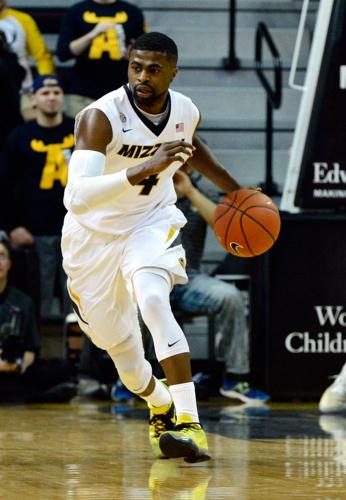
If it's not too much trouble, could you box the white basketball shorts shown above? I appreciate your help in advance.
[61,214,188,350]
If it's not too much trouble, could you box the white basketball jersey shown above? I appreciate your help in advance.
[66,85,200,234]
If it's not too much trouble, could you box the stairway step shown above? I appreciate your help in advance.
[194,149,288,194]
[13,0,318,9]
[212,148,289,186]
[173,86,301,128]
[158,27,310,67]
[174,68,306,87]
[146,9,315,30]
[198,130,293,149]
[47,25,310,68]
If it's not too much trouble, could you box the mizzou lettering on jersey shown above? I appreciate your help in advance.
[117,143,161,159]
[30,134,74,189]
[83,11,128,60]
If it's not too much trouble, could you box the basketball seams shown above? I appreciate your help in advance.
[244,204,279,214]
[226,205,279,242]
[222,191,262,213]
[215,191,270,224]
[243,208,279,241]
[222,190,239,249]
[213,188,280,257]
[244,212,277,241]
[239,212,255,256]
[223,204,239,249]
[227,190,238,206]
[214,202,233,224]
[234,190,262,210]
[213,191,239,225]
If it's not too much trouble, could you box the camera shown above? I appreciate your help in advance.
[0,305,24,366]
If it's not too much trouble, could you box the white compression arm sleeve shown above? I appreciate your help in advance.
[64,150,132,214]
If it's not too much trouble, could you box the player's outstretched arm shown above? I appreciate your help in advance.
[190,135,241,193]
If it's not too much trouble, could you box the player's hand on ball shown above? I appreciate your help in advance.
[148,141,195,175]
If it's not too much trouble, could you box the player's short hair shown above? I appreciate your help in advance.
[131,32,178,63]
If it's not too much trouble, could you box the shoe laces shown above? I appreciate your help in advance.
[174,421,202,432]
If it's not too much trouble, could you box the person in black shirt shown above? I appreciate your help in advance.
[57,0,147,118]
[0,74,74,320]
[0,29,25,150]
[0,232,77,402]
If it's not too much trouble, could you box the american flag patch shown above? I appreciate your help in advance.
[175,122,184,133]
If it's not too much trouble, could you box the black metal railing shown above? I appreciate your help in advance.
[223,0,240,70]
[255,22,282,195]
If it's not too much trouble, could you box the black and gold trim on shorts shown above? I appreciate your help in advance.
[67,281,89,326]
[165,226,176,243]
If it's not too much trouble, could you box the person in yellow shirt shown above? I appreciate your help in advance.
[0,0,55,120]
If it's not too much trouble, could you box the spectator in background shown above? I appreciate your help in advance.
[57,0,147,118]
[0,0,55,121]
[0,29,24,149]
[0,232,77,403]
[172,167,270,404]
[0,74,74,321]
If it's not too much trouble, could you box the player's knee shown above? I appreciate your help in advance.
[138,290,170,322]
[107,335,152,393]
[117,359,152,394]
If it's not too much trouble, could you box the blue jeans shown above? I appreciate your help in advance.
[171,271,250,375]
[35,235,70,318]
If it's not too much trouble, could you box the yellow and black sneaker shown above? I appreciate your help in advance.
[159,414,211,463]
[148,381,176,458]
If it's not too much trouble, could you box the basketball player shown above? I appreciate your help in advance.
[61,32,240,463]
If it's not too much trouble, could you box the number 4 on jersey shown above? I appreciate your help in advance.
[138,174,159,195]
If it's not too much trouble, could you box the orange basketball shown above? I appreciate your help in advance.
[213,188,281,257]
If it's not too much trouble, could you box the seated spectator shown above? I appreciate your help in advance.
[0,74,74,321]
[57,0,147,118]
[0,29,24,149]
[0,0,55,120]
[0,231,77,403]
[171,167,270,404]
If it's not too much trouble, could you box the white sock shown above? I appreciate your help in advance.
[169,382,199,422]
[141,378,171,408]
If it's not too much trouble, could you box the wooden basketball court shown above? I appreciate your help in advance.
[0,399,345,499]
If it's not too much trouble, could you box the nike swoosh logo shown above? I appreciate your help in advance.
[230,242,243,255]
[168,339,182,348]
[122,128,132,133]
